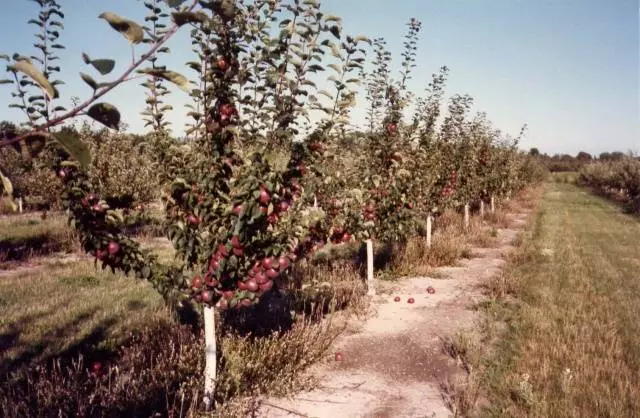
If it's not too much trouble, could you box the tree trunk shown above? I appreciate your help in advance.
[464,203,470,229]
[426,214,432,248]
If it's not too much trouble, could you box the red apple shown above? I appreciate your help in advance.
[296,163,307,176]
[57,169,67,179]
[259,280,273,292]
[267,213,279,224]
[222,290,234,300]
[262,257,274,270]
[191,275,203,289]
[91,361,102,374]
[255,271,268,285]
[394,296,401,302]
[217,244,229,257]
[334,352,343,361]
[107,241,120,255]
[237,280,248,291]
[278,200,290,212]
[232,247,244,256]
[240,298,253,308]
[426,286,436,294]
[200,290,213,303]
[278,256,290,270]
[231,235,242,248]
[266,268,278,279]
[216,56,229,71]
[259,188,271,205]
[232,204,243,216]
[96,249,107,261]
[245,279,259,292]
[205,276,218,287]
[186,214,200,225]
[219,103,237,117]
[407,297,415,304]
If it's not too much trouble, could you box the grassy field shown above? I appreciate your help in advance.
[481,182,640,417]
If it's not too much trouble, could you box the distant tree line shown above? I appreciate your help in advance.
[528,148,638,172]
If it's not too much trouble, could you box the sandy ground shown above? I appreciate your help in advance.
[255,211,530,418]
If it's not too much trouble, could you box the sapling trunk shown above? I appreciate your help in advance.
[480,200,484,218]
[426,214,432,248]
[490,196,495,213]
[202,306,217,411]
[366,239,375,295]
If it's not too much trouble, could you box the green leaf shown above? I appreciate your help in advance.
[0,169,13,196]
[165,0,187,7]
[80,72,98,90]
[171,11,207,26]
[87,102,121,130]
[53,131,92,169]
[7,58,58,100]
[98,12,144,44]
[328,25,341,39]
[82,53,116,75]
[137,68,190,92]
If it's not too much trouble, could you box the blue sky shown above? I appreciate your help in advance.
[0,0,638,155]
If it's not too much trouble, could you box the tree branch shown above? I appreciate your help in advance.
[1,0,198,147]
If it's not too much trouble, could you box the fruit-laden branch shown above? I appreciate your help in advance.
[0,0,199,148]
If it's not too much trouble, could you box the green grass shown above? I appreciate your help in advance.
[0,257,171,375]
[480,182,640,417]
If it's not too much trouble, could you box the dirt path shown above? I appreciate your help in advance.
[256,210,531,418]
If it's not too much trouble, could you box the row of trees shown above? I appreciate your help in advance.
[529,148,636,172]
[578,156,640,213]
[0,0,545,405]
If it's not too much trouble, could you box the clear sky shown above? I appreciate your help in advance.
[0,0,638,156]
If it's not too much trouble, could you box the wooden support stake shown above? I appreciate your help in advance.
[202,306,217,411]
[366,239,375,296]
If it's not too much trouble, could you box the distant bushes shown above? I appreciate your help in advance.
[579,156,640,213]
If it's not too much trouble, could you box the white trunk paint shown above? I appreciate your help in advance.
[366,239,375,296]
[480,200,484,218]
[490,196,495,213]
[18,197,23,213]
[426,214,432,248]
[464,203,470,229]
[202,306,217,410]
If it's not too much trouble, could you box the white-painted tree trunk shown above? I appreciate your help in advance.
[202,306,217,411]
[490,196,495,213]
[464,203,470,229]
[480,200,484,218]
[365,239,375,296]
[18,197,23,213]
[313,195,318,208]
[426,214,432,248]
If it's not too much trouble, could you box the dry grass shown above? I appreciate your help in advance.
[478,182,640,417]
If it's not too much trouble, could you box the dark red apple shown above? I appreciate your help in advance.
[232,247,244,256]
[335,352,343,361]
[219,103,237,117]
[267,213,279,224]
[237,280,248,291]
[240,298,253,308]
[222,290,234,300]
[216,56,229,71]
[278,200,290,212]
[91,361,102,374]
[426,286,436,294]
[96,249,107,261]
[407,297,415,304]
[394,296,401,302]
[217,244,229,257]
